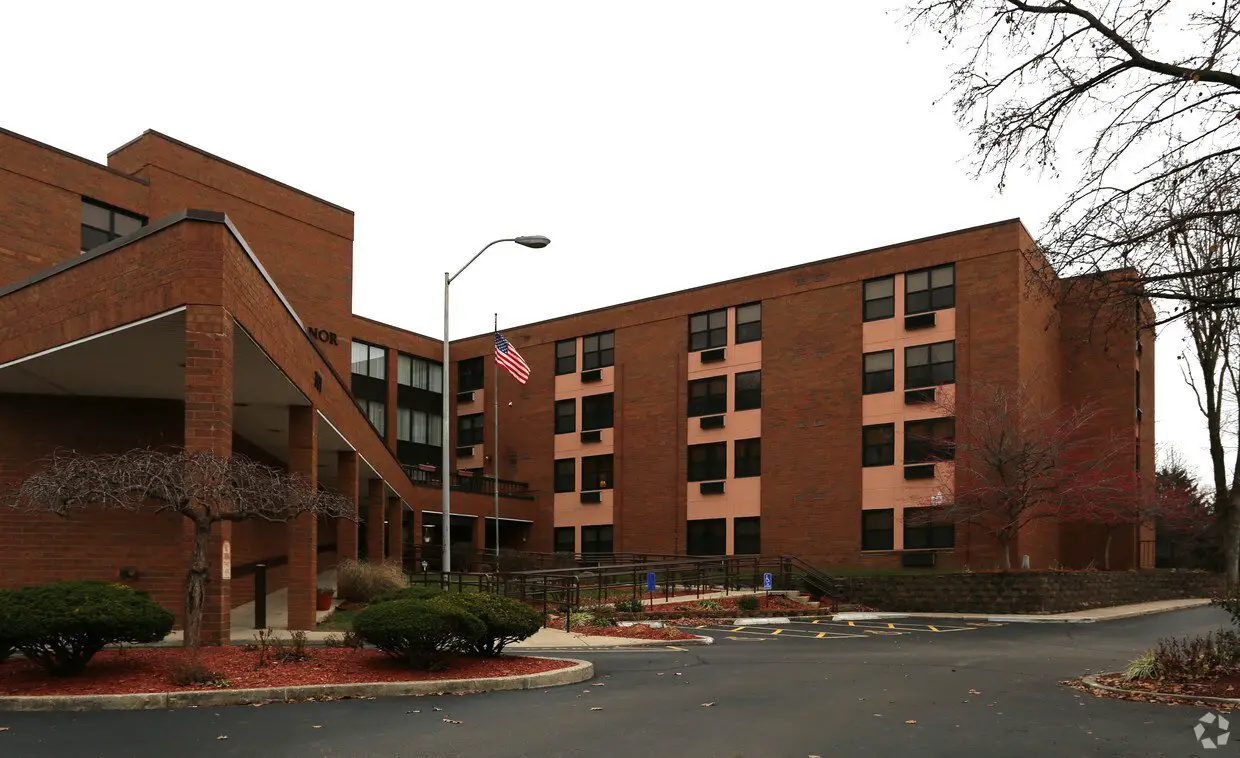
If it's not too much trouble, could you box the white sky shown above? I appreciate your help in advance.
[0,1,1220,478]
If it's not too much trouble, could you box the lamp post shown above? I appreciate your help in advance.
[442,235,550,577]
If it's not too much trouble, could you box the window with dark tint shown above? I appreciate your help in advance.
[582,524,613,554]
[352,341,387,379]
[903,507,955,549]
[397,408,442,446]
[734,370,761,411]
[689,309,727,351]
[554,459,576,493]
[457,413,485,445]
[735,303,762,344]
[863,276,895,322]
[582,331,614,370]
[862,509,895,551]
[863,350,895,394]
[906,264,955,314]
[688,376,727,417]
[581,454,613,490]
[904,418,956,464]
[734,517,761,555]
[734,438,761,478]
[554,399,575,434]
[687,518,727,556]
[581,393,614,430]
[688,442,727,482]
[555,339,577,375]
[905,341,955,388]
[863,424,895,467]
[554,526,575,553]
[81,198,146,252]
[357,398,386,437]
[458,357,485,392]
[397,354,444,392]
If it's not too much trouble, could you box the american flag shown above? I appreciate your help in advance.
[494,332,531,384]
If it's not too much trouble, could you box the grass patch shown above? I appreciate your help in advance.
[317,607,362,632]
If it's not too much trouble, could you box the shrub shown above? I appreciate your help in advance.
[1152,631,1240,680]
[698,600,722,611]
[1123,650,1157,681]
[615,598,644,613]
[1211,588,1240,629]
[272,630,312,662]
[336,559,407,604]
[353,598,484,670]
[323,630,365,649]
[375,584,445,604]
[738,596,761,612]
[0,581,174,676]
[444,593,543,656]
[170,660,230,687]
[582,604,617,627]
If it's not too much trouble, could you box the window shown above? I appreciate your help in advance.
[554,459,576,493]
[688,376,727,417]
[582,331,614,370]
[734,370,761,411]
[688,442,727,482]
[351,341,387,379]
[863,276,895,321]
[397,407,412,442]
[581,454,613,490]
[903,507,955,549]
[554,526,575,553]
[904,418,956,464]
[735,302,762,344]
[734,438,761,478]
[357,398,386,437]
[582,524,613,554]
[81,198,145,252]
[397,354,444,392]
[687,518,726,556]
[734,517,761,555]
[581,393,614,431]
[457,413,485,446]
[862,509,895,551]
[863,350,895,394]
[863,424,895,467]
[458,357,484,392]
[904,341,955,388]
[689,308,727,351]
[555,399,576,434]
[906,263,955,315]
[555,339,577,375]
[397,409,442,446]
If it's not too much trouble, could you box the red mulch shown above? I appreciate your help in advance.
[662,595,805,613]
[544,618,697,640]
[1089,672,1240,702]
[0,648,574,697]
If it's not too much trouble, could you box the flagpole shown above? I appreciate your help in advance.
[493,312,501,568]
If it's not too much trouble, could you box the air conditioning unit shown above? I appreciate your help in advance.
[904,388,935,405]
[699,415,725,430]
[904,313,936,330]
[581,369,602,383]
[456,391,475,403]
[903,464,935,480]
[580,491,602,504]
[699,481,725,495]
[455,446,474,458]
[580,429,602,443]
[901,551,937,568]
[700,348,726,363]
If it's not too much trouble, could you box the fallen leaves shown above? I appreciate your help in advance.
[590,707,603,711]
[216,735,228,741]
[701,702,716,707]
[968,689,982,696]
[442,718,462,725]
[905,720,918,725]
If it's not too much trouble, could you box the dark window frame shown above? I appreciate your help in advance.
[554,526,575,553]
[357,397,387,438]
[734,438,761,478]
[733,516,761,555]
[735,302,762,344]
[582,331,615,370]
[457,413,485,445]
[862,509,895,551]
[458,357,485,392]
[863,350,895,394]
[905,263,955,315]
[554,459,576,493]
[904,341,956,389]
[904,417,956,464]
[688,442,727,482]
[734,370,762,411]
[581,524,613,554]
[555,339,577,375]
[863,276,895,322]
[581,454,614,490]
[689,308,728,351]
[581,393,614,431]
[902,507,956,550]
[351,340,388,379]
[554,399,576,434]
[687,518,727,556]
[688,375,728,417]
[863,423,895,467]
[81,197,147,252]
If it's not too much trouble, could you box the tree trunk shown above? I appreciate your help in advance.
[184,517,212,649]
[1104,529,1113,571]
[999,537,1012,570]
[1225,497,1240,587]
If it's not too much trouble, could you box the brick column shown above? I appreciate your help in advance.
[336,451,359,562]
[287,406,318,630]
[184,305,234,645]
[387,497,404,567]
[366,479,386,562]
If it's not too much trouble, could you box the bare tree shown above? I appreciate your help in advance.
[905,0,1240,318]
[4,448,355,648]
[915,382,1136,568]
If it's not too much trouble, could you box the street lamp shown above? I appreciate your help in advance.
[441,235,549,577]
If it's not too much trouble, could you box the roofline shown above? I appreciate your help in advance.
[452,216,1030,344]
[108,130,354,215]
[0,126,150,185]
[351,313,441,345]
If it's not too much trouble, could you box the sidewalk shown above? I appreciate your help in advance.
[162,624,700,648]
[833,598,1213,624]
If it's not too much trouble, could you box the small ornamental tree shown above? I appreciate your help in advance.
[4,447,355,649]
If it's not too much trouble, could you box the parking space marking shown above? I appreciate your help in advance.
[692,618,1005,643]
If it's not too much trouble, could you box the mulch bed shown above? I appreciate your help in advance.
[544,618,698,641]
[0,648,574,697]
[1076,672,1240,707]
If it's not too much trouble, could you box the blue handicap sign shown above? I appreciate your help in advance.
[647,571,656,592]
[762,572,773,590]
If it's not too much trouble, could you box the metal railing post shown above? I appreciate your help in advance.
[253,563,267,630]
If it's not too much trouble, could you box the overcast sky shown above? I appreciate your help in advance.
[0,1,1221,478]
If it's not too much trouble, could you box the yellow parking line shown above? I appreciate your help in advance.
[888,623,896,629]
[928,625,940,632]
[816,632,826,639]
[771,629,783,635]
[732,627,745,632]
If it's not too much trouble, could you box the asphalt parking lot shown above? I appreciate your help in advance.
[692,616,1006,640]
[0,607,1231,758]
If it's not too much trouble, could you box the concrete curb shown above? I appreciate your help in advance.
[0,658,593,712]
[839,599,1212,625]
[516,633,715,651]
[731,617,792,625]
[1081,673,1240,706]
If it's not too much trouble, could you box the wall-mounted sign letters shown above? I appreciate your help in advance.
[307,327,338,345]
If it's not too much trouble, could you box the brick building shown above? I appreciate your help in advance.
[0,127,1153,641]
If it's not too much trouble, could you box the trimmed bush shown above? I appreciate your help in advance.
[0,581,174,676]
[738,596,761,612]
[336,559,406,604]
[615,598,644,613]
[375,584,445,604]
[445,593,543,655]
[353,598,484,670]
